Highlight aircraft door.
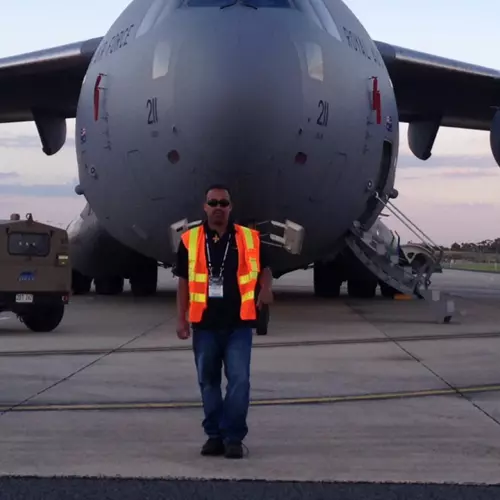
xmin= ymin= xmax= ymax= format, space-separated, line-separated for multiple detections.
xmin=358 ymin=139 xmax=393 ymax=225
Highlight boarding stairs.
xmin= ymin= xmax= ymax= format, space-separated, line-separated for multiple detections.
xmin=344 ymin=193 xmax=455 ymax=323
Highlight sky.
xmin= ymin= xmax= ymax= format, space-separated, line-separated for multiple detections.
xmin=1 ymin=0 xmax=500 ymax=246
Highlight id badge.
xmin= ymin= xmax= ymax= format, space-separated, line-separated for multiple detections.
xmin=208 ymin=276 xmax=224 ymax=298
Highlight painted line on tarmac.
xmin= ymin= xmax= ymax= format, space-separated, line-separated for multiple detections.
xmin=2 ymin=383 xmax=500 ymax=413
xmin=2 ymin=331 xmax=500 ymax=358
xmin=444 ymin=267 xmax=500 ymax=275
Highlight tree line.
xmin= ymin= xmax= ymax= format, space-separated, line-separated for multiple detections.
xmin=446 ymin=239 xmax=500 ymax=252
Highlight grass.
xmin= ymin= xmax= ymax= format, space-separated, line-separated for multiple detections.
xmin=443 ymin=261 xmax=500 ymax=273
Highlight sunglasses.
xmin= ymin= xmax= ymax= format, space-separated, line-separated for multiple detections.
xmin=207 ymin=199 xmax=230 ymax=208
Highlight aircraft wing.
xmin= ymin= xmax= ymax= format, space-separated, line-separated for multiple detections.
xmin=2 ymin=37 xmax=499 ymax=128
xmin=375 ymin=41 xmax=500 ymax=131
xmin=375 ymin=41 xmax=500 ymax=163
xmin=0 ymin=37 xmax=102 ymax=124
xmin=2 ymin=37 xmax=500 ymax=160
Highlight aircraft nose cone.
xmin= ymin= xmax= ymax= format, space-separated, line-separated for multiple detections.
xmin=173 ymin=7 xmax=302 ymax=215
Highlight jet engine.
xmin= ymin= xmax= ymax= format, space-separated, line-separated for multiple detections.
xmin=67 ymin=204 xmax=158 ymax=296
xmin=490 ymin=108 xmax=500 ymax=168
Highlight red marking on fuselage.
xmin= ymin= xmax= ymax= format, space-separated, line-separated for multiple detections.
xmin=94 ymin=74 xmax=103 ymax=121
xmin=371 ymin=77 xmax=382 ymax=125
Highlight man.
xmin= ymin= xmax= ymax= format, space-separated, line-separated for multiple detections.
xmin=174 ymin=184 xmax=273 ymax=459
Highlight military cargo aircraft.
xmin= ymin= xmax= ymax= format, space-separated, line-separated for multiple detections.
xmin=1 ymin=0 xmax=500 ymax=298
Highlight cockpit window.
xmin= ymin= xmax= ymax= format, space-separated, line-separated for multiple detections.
xmin=183 ymin=0 xmax=292 ymax=6
xmin=182 ymin=0 xmax=234 ymax=5
xmin=136 ymin=0 xmax=166 ymax=38
xmin=246 ymin=0 xmax=292 ymax=5
xmin=155 ymin=0 xmax=181 ymax=25
xmin=293 ymin=0 xmax=342 ymax=41
xmin=137 ymin=0 xmax=182 ymax=37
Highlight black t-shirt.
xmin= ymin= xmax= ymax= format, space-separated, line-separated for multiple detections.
xmin=173 ymin=221 xmax=271 ymax=331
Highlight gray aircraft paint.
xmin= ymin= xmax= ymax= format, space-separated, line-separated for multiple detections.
xmin=2 ymin=2 xmax=500 ymax=288
xmin=74 ymin=0 xmax=398 ymax=275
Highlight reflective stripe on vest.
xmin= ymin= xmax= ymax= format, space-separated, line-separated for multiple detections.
xmin=236 ymin=226 xmax=260 ymax=317
xmin=181 ymin=224 xmax=260 ymax=323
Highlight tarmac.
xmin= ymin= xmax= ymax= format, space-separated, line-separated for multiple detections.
xmin=1 ymin=268 xmax=500 ymax=499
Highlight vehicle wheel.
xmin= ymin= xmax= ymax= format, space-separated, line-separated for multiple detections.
xmin=72 ymin=270 xmax=92 ymax=295
xmin=95 ymin=276 xmax=124 ymax=295
xmin=256 ymin=304 xmax=270 ymax=336
xmin=20 ymin=304 xmax=65 ymax=332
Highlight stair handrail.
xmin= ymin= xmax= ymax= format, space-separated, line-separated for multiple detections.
xmin=374 ymin=193 xmax=444 ymax=264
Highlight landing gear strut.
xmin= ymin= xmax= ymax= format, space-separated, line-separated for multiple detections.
xmin=129 ymin=259 xmax=158 ymax=296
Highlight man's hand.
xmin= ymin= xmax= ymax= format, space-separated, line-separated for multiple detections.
xmin=257 ymin=286 xmax=273 ymax=309
xmin=176 ymin=318 xmax=191 ymax=340
xmin=257 ymin=267 xmax=273 ymax=309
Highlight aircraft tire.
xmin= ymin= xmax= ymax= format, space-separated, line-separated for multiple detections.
xmin=379 ymin=281 xmax=397 ymax=299
xmin=130 ymin=263 xmax=158 ymax=297
xmin=313 ymin=261 xmax=342 ymax=298
xmin=72 ymin=270 xmax=92 ymax=295
xmin=20 ymin=304 xmax=65 ymax=333
xmin=347 ymin=279 xmax=377 ymax=298
xmin=94 ymin=276 xmax=124 ymax=295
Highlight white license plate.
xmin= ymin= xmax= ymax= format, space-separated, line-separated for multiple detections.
xmin=16 ymin=294 xmax=34 ymax=303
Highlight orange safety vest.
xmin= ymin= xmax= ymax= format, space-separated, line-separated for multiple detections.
xmin=180 ymin=223 xmax=260 ymax=323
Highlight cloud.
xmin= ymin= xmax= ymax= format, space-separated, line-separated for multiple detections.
xmin=0 ymin=181 xmax=78 ymax=197
xmin=0 ymin=171 xmax=19 ymax=180
xmin=429 ymin=201 xmax=498 ymax=210
xmin=0 ymin=195 xmax=85 ymax=228
xmin=0 ymin=135 xmax=42 ymax=149
xmin=398 ymin=152 xmax=497 ymax=169
xmin=437 ymin=169 xmax=497 ymax=178
xmin=398 ymin=168 xmax=499 ymax=181
xmin=384 ymin=196 xmax=500 ymax=246
xmin=0 ymin=135 xmax=76 ymax=149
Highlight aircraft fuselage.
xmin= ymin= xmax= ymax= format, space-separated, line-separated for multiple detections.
xmin=74 ymin=0 xmax=399 ymax=276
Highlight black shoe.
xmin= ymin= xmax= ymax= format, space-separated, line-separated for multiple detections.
xmin=224 ymin=441 xmax=243 ymax=459
xmin=201 ymin=437 xmax=225 ymax=456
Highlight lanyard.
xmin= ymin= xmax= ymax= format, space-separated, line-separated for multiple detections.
xmin=206 ymin=233 xmax=231 ymax=278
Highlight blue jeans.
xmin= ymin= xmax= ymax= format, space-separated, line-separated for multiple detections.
xmin=192 ymin=327 xmax=253 ymax=444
